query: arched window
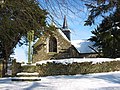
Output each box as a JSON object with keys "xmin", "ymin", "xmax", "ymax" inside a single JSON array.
[{"xmin": 49, "ymin": 37, "xmax": 57, "ymax": 52}]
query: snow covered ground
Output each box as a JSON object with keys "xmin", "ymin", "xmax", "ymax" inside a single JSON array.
[{"xmin": 0, "ymin": 71, "xmax": 120, "ymax": 90}]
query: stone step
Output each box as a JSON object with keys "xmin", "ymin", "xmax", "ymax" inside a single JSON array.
[
  {"xmin": 11, "ymin": 72, "xmax": 41, "ymax": 81},
  {"xmin": 16, "ymin": 72, "xmax": 39, "ymax": 77},
  {"xmin": 11, "ymin": 77, "xmax": 41, "ymax": 81}
]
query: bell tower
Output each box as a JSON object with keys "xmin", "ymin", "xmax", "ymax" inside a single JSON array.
[{"xmin": 62, "ymin": 16, "xmax": 71, "ymax": 40}]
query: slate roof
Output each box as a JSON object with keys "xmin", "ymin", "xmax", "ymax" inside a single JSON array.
[{"xmin": 71, "ymin": 40, "xmax": 96, "ymax": 53}]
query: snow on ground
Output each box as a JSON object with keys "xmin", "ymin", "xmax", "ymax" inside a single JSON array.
[
  {"xmin": 33, "ymin": 58, "xmax": 120, "ymax": 65},
  {"xmin": 0, "ymin": 71, "xmax": 120, "ymax": 90}
]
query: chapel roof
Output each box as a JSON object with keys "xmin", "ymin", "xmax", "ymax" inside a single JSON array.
[{"xmin": 71, "ymin": 40, "xmax": 97, "ymax": 53}]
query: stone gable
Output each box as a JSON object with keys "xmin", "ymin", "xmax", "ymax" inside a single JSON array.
[{"xmin": 33, "ymin": 28, "xmax": 80, "ymax": 63}]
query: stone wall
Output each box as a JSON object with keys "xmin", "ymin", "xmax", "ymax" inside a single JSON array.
[
  {"xmin": 0, "ymin": 59, "xmax": 6, "ymax": 78},
  {"xmin": 12, "ymin": 59, "xmax": 21, "ymax": 76},
  {"xmin": 20, "ymin": 60, "xmax": 120, "ymax": 76},
  {"xmin": 0, "ymin": 60, "xmax": 3, "ymax": 77},
  {"xmin": 79, "ymin": 53, "xmax": 99, "ymax": 58},
  {"xmin": 70, "ymin": 45, "xmax": 80, "ymax": 58}
]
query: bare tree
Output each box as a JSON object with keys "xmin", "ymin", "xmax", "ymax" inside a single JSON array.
[{"xmin": 38, "ymin": 0, "xmax": 89, "ymax": 25}]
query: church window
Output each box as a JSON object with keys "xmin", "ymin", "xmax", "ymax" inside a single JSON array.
[{"xmin": 49, "ymin": 37, "xmax": 57, "ymax": 52}]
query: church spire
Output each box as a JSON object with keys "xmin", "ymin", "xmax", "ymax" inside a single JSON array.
[
  {"xmin": 63, "ymin": 15, "xmax": 68, "ymax": 29},
  {"xmin": 62, "ymin": 15, "xmax": 71, "ymax": 40}
]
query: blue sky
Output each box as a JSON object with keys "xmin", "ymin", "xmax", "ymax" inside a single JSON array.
[{"xmin": 13, "ymin": 0, "xmax": 100, "ymax": 62}]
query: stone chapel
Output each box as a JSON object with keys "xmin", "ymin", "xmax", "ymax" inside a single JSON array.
[{"xmin": 33, "ymin": 16, "xmax": 80, "ymax": 63}]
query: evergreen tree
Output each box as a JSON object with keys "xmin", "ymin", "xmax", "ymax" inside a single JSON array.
[
  {"xmin": 84, "ymin": 0, "xmax": 120, "ymax": 26},
  {"xmin": 0, "ymin": 0, "xmax": 47, "ymax": 68},
  {"xmin": 89, "ymin": 9, "xmax": 120, "ymax": 58}
]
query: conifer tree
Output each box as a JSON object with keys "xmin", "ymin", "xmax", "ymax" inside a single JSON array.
[
  {"xmin": 89, "ymin": 9, "xmax": 120, "ymax": 58},
  {"xmin": 0, "ymin": 0, "xmax": 47, "ymax": 69},
  {"xmin": 84, "ymin": 0, "xmax": 120, "ymax": 26}
]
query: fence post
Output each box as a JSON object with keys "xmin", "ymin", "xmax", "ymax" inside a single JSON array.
[{"xmin": 12, "ymin": 59, "xmax": 17, "ymax": 76}]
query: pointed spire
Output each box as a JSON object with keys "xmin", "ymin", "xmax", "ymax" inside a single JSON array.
[
  {"xmin": 63, "ymin": 15, "xmax": 68, "ymax": 29},
  {"xmin": 62, "ymin": 15, "xmax": 71, "ymax": 40}
]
